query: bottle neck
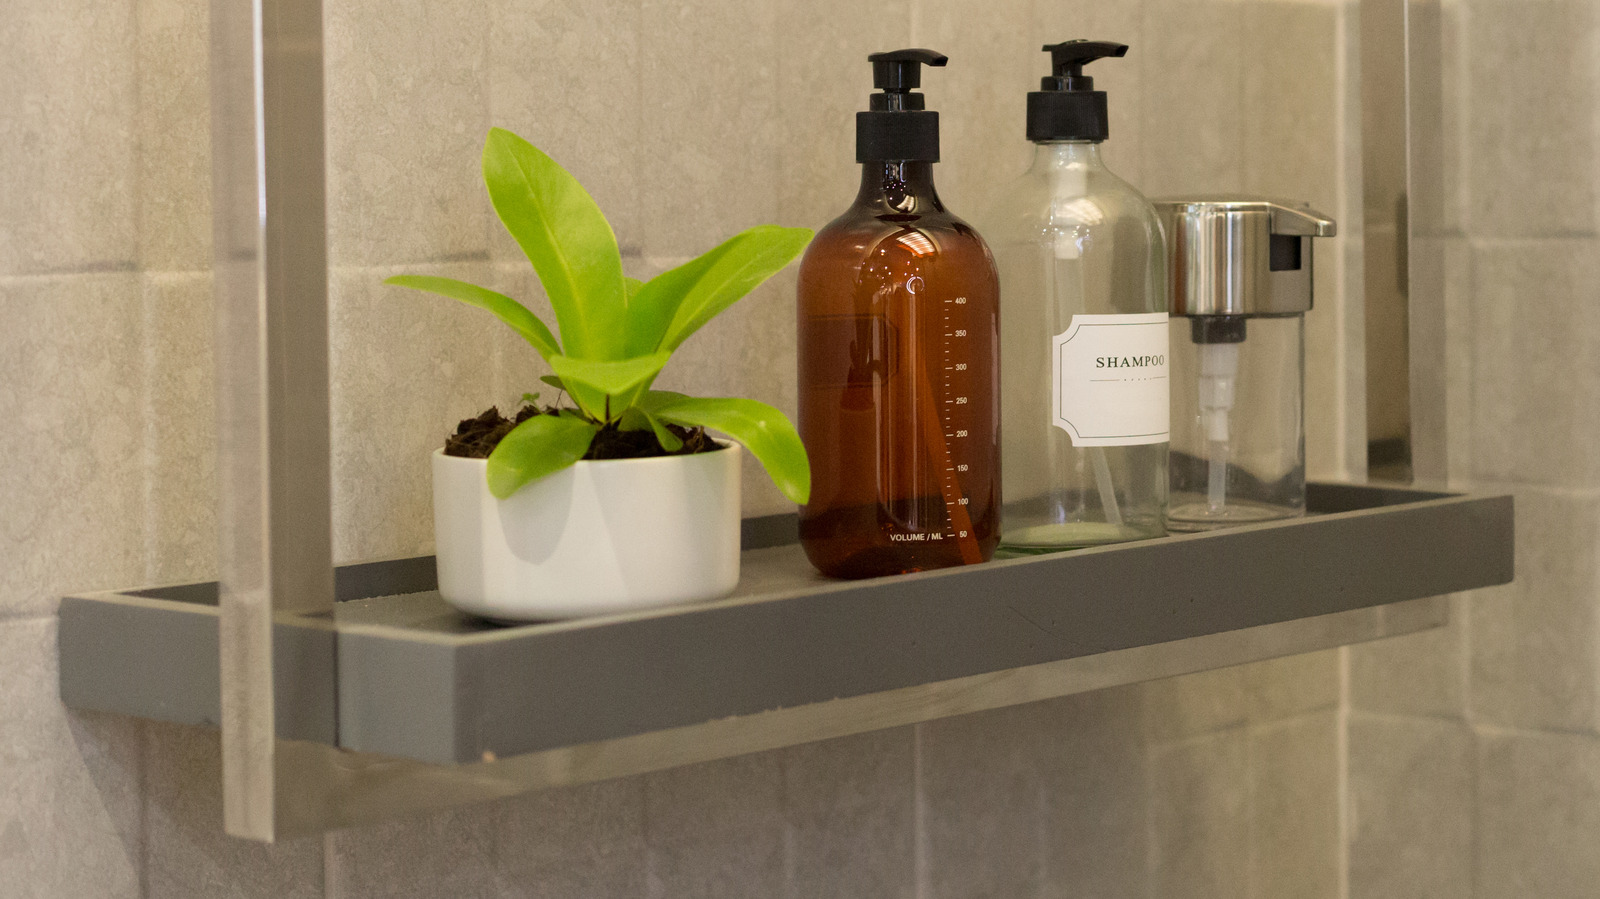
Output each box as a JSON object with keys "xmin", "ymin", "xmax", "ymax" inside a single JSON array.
[
  {"xmin": 1028, "ymin": 140, "xmax": 1105, "ymax": 173},
  {"xmin": 855, "ymin": 161, "xmax": 944, "ymax": 216}
]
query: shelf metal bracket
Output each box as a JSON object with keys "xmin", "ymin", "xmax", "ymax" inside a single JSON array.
[{"xmin": 209, "ymin": 0, "xmax": 337, "ymax": 841}]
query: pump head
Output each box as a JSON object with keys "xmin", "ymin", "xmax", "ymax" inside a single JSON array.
[
  {"xmin": 1027, "ymin": 40, "xmax": 1128, "ymax": 143},
  {"xmin": 869, "ymin": 49, "xmax": 948, "ymax": 109},
  {"xmin": 858, "ymin": 48, "xmax": 949, "ymax": 163},
  {"xmin": 1041, "ymin": 41, "xmax": 1127, "ymax": 92}
]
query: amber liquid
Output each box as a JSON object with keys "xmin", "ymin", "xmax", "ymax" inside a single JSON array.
[{"xmin": 797, "ymin": 161, "xmax": 1001, "ymax": 578}]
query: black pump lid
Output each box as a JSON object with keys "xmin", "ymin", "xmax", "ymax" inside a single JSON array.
[
  {"xmin": 1026, "ymin": 40, "xmax": 1127, "ymax": 143},
  {"xmin": 857, "ymin": 49, "xmax": 947, "ymax": 162}
]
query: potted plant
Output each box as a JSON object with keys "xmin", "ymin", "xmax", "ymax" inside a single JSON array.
[{"xmin": 388, "ymin": 127, "xmax": 811, "ymax": 622}]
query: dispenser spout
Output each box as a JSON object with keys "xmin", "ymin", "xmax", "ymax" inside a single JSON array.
[
  {"xmin": 868, "ymin": 49, "xmax": 948, "ymax": 110},
  {"xmin": 857, "ymin": 49, "xmax": 949, "ymax": 162},
  {"xmin": 1042, "ymin": 40, "xmax": 1128, "ymax": 91}
]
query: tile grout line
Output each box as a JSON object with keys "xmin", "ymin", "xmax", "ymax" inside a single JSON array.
[
  {"xmin": 140, "ymin": 271, "xmax": 160, "ymax": 588},
  {"xmin": 912, "ymin": 722, "xmax": 930, "ymax": 899},
  {"xmin": 1336, "ymin": 644, "xmax": 1351, "ymax": 899},
  {"xmin": 138, "ymin": 720, "xmax": 151, "ymax": 899},
  {"xmin": 1141, "ymin": 684, "xmax": 1158, "ymax": 899}
]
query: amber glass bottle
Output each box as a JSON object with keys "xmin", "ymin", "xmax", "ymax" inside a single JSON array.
[{"xmin": 797, "ymin": 50, "xmax": 1000, "ymax": 579}]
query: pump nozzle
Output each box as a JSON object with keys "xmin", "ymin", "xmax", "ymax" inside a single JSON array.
[
  {"xmin": 858, "ymin": 49, "xmax": 948, "ymax": 162},
  {"xmin": 1027, "ymin": 40, "xmax": 1128, "ymax": 143},
  {"xmin": 1042, "ymin": 41, "xmax": 1127, "ymax": 91},
  {"xmin": 868, "ymin": 49, "xmax": 948, "ymax": 111}
]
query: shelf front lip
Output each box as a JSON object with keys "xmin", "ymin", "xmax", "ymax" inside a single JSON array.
[{"xmin": 59, "ymin": 483, "xmax": 1513, "ymax": 765}]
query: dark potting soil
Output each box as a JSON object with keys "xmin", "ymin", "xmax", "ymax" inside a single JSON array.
[{"xmin": 443, "ymin": 404, "xmax": 719, "ymax": 461}]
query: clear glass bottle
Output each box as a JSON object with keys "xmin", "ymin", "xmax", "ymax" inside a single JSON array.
[{"xmin": 987, "ymin": 41, "xmax": 1168, "ymax": 552}]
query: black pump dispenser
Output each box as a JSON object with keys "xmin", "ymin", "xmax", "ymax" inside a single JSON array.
[
  {"xmin": 857, "ymin": 49, "xmax": 947, "ymax": 162},
  {"xmin": 1026, "ymin": 40, "xmax": 1127, "ymax": 143}
]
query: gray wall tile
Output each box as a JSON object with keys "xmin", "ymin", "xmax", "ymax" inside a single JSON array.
[
  {"xmin": 1347, "ymin": 714, "xmax": 1472, "ymax": 899},
  {"xmin": 638, "ymin": 0, "xmax": 781, "ymax": 259},
  {"xmin": 0, "ymin": 619, "xmax": 142, "ymax": 899},
  {"xmin": 1028, "ymin": 0, "xmax": 1147, "ymax": 186},
  {"xmin": 0, "ymin": 0, "xmax": 139, "ymax": 275},
  {"xmin": 488, "ymin": 264, "xmax": 554, "ymax": 406},
  {"xmin": 781, "ymin": 729, "xmax": 915, "ymax": 899},
  {"xmin": 913, "ymin": 0, "xmax": 1037, "ymax": 218},
  {"xmin": 1471, "ymin": 487, "xmax": 1600, "ymax": 733},
  {"xmin": 643, "ymin": 751, "xmax": 784, "ymax": 849},
  {"xmin": 1249, "ymin": 712, "xmax": 1340, "ymax": 899},
  {"xmin": 1036, "ymin": 688, "xmax": 1148, "ymax": 899},
  {"xmin": 774, "ymin": 0, "xmax": 911, "ymax": 231},
  {"xmin": 1143, "ymin": 665, "xmax": 1246, "ymax": 743},
  {"xmin": 1477, "ymin": 729, "xmax": 1600, "ymax": 899},
  {"xmin": 922, "ymin": 688, "xmax": 1148, "ymax": 899},
  {"xmin": 647, "ymin": 835, "xmax": 786, "ymax": 899},
  {"xmin": 142, "ymin": 271, "xmax": 218, "ymax": 583},
  {"xmin": 487, "ymin": 0, "xmax": 643, "ymax": 263},
  {"xmin": 1242, "ymin": 0, "xmax": 1341, "ymax": 207},
  {"xmin": 327, "ymin": 804, "xmax": 499, "ymax": 899},
  {"xmin": 136, "ymin": 0, "xmax": 212, "ymax": 272},
  {"xmin": 1350, "ymin": 594, "xmax": 1467, "ymax": 719},
  {"xmin": 1139, "ymin": 0, "xmax": 1246, "ymax": 198},
  {"xmin": 1469, "ymin": 239, "xmax": 1600, "ymax": 488},
  {"xmin": 493, "ymin": 850, "xmax": 648, "ymax": 898},
  {"xmin": 1244, "ymin": 650, "xmax": 1340, "ymax": 723},
  {"xmin": 642, "ymin": 752, "xmax": 786, "ymax": 899},
  {"xmin": 0, "ymin": 274, "xmax": 148, "ymax": 616},
  {"xmin": 1149, "ymin": 728, "xmax": 1248, "ymax": 899},
  {"xmin": 142, "ymin": 722, "xmax": 323, "ymax": 897},
  {"xmin": 328, "ymin": 263, "xmax": 512, "ymax": 562},
  {"xmin": 324, "ymin": 0, "xmax": 492, "ymax": 267},
  {"xmin": 1464, "ymin": 0, "xmax": 1597, "ymax": 238},
  {"xmin": 493, "ymin": 776, "xmax": 646, "ymax": 875}
]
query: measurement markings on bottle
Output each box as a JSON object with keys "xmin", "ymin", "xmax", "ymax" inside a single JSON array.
[{"xmin": 937, "ymin": 294, "xmax": 979, "ymax": 543}]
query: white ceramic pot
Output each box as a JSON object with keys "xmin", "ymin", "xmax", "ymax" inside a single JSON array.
[{"xmin": 431, "ymin": 442, "xmax": 742, "ymax": 621}]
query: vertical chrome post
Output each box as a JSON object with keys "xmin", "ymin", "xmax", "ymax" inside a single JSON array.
[
  {"xmin": 1402, "ymin": 0, "xmax": 1447, "ymax": 482},
  {"xmin": 1361, "ymin": 0, "xmax": 1446, "ymax": 482},
  {"xmin": 1361, "ymin": 0, "xmax": 1414, "ymax": 481},
  {"xmin": 211, "ymin": 0, "xmax": 335, "ymax": 840}
]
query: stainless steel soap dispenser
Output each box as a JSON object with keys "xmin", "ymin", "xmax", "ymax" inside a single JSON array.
[{"xmin": 1155, "ymin": 197, "xmax": 1336, "ymax": 531}]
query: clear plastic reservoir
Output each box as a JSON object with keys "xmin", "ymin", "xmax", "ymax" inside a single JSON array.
[{"xmin": 1167, "ymin": 314, "xmax": 1304, "ymax": 530}]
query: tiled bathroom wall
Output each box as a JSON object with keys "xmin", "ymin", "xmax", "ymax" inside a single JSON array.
[
  {"xmin": 1344, "ymin": 2, "xmax": 1600, "ymax": 897},
  {"xmin": 16, "ymin": 0, "xmax": 1592, "ymax": 895}
]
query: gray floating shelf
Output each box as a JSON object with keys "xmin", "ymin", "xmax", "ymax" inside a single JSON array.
[{"xmin": 60, "ymin": 483, "xmax": 1512, "ymax": 766}]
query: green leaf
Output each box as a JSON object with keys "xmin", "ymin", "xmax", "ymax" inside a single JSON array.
[
  {"xmin": 539, "ymin": 374, "xmax": 567, "ymax": 392},
  {"xmin": 624, "ymin": 276, "xmax": 644, "ymax": 302},
  {"xmin": 520, "ymin": 392, "xmax": 541, "ymax": 405},
  {"xmin": 482, "ymin": 127, "xmax": 627, "ymax": 360},
  {"xmin": 641, "ymin": 393, "xmax": 810, "ymax": 504},
  {"xmin": 550, "ymin": 352, "xmax": 671, "ymax": 397},
  {"xmin": 626, "ymin": 225, "xmax": 812, "ymax": 356},
  {"xmin": 647, "ymin": 413, "xmax": 685, "ymax": 452},
  {"xmin": 384, "ymin": 275, "xmax": 561, "ymax": 360},
  {"xmin": 616, "ymin": 407, "xmax": 684, "ymax": 451},
  {"xmin": 549, "ymin": 352, "xmax": 672, "ymax": 421},
  {"xmin": 485, "ymin": 414, "xmax": 600, "ymax": 500}
]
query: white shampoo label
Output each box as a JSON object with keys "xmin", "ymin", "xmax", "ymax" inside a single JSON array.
[{"xmin": 1052, "ymin": 312, "xmax": 1171, "ymax": 447}]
